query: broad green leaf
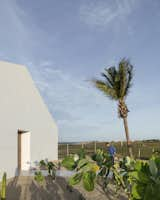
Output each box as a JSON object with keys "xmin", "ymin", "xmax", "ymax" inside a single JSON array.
[
  {"xmin": 77, "ymin": 159, "xmax": 88, "ymax": 170},
  {"xmin": 129, "ymin": 171, "xmax": 149, "ymax": 184},
  {"xmin": 131, "ymin": 184, "xmax": 144, "ymax": 199},
  {"xmin": 80, "ymin": 163, "xmax": 93, "ymax": 172},
  {"xmin": 61, "ymin": 156, "xmax": 76, "ymax": 170},
  {"xmin": 69, "ymin": 172, "xmax": 83, "ymax": 185},
  {"xmin": 134, "ymin": 161, "xmax": 142, "ymax": 171},
  {"xmin": 149, "ymin": 160, "xmax": 158, "ymax": 177},
  {"xmin": 82, "ymin": 171, "xmax": 96, "ymax": 191},
  {"xmin": 144, "ymin": 183, "xmax": 160, "ymax": 200},
  {"xmin": 154, "ymin": 157, "xmax": 160, "ymax": 169},
  {"xmin": 144, "ymin": 184, "xmax": 154, "ymax": 200}
]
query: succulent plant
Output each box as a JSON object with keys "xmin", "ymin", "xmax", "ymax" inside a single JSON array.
[{"xmin": 1, "ymin": 172, "xmax": 6, "ymax": 200}]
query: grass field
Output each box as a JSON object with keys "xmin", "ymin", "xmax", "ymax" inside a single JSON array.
[{"xmin": 58, "ymin": 140, "xmax": 160, "ymax": 159}]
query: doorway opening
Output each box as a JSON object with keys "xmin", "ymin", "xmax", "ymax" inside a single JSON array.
[{"xmin": 18, "ymin": 130, "xmax": 31, "ymax": 174}]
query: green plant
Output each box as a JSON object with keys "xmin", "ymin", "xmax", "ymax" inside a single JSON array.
[
  {"xmin": 92, "ymin": 149, "xmax": 113, "ymax": 178},
  {"xmin": 68, "ymin": 158, "xmax": 99, "ymax": 191},
  {"xmin": 129, "ymin": 157, "xmax": 160, "ymax": 199},
  {"xmin": 39, "ymin": 160, "xmax": 57, "ymax": 179},
  {"xmin": 34, "ymin": 171, "xmax": 44, "ymax": 184},
  {"xmin": 47, "ymin": 162, "xmax": 56, "ymax": 179},
  {"xmin": 67, "ymin": 150, "xmax": 114, "ymax": 192},
  {"xmin": 111, "ymin": 155, "xmax": 160, "ymax": 200},
  {"xmin": 65, "ymin": 152, "xmax": 160, "ymax": 199},
  {"xmin": 61, "ymin": 156, "xmax": 76, "ymax": 170},
  {"xmin": 93, "ymin": 58, "xmax": 134, "ymax": 156},
  {"xmin": 77, "ymin": 148, "xmax": 86, "ymax": 160},
  {"xmin": 93, "ymin": 149, "xmax": 112, "ymax": 166},
  {"xmin": 39, "ymin": 160, "xmax": 47, "ymax": 169},
  {"xmin": 92, "ymin": 149, "xmax": 104, "ymax": 166},
  {"xmin": 1, "ymin": 173, "xmax": 6, "ymax": 200},
  {"xmin": 83, "ymin": 171, "xmax": 96, "ymax": 191}
]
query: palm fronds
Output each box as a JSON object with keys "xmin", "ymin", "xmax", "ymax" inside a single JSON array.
[
  {"xmin": 92, "ymin": 79, "xmax": 118, "ymax": 100},
  {"xmin": 93, "ymin": 58, "xmax": 133, "ymax": 100}
]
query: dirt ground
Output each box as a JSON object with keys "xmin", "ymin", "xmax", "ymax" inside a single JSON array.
[
  {"xmin": 73, "ymin": 181, "xmax": 127, "ymax": 200},
  {"xmin": 5, "ymin": 176, "xmax": 127, "ymax": 200}
]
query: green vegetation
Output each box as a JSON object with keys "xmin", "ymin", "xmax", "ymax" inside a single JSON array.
[
  {"xmin": 93, "ymin": 58, "xmax": 133, "ymax": 156},
  {"xmin": 34, "ymin": 160, "xmax": 57, "ymax": 184},
  {"xmin": 77, "ymin": 148, "xmax": 86, "ymax": 160},
  {"xmin": 47, "ymin": 162, "xmax": 56, "ymax": 178},
  {"xmin": 59, "ymin": 140, "xmax": 160, "ymax": 159},
  {"xmin": 39, "ymin": 160, "xmax": 56, "ymax": 179},
  {"xmin": 61, "ymin": 156, "xmax": 77, "ymax": 170},
  {"xmin": 63, "ymin": 149, "xmax": 160, "ymax": 199},
  {"xmin": 34, "ymin": 171, "xmax": 44, "ymax": 184},
  {"xmin": 69, "ymin": 169, "xmax": 96, "ymax": 191},
  {"xmin": 39, "ymin": 160, "xmax": 46, "ymax": 168},
  {"xmin": 68, "ymin": 157, "xmax": 99, "ymax": 191},
  {"xmin": 0, "ymin": 172, "xmax": 6, "ymax": 200},
  {"xmin": 112, "ymin": 153, "xmax": 160, "ymax": 199},
  {"xmin": 61, "ymin": 152, "xmax": 99, "ymax": 191}
]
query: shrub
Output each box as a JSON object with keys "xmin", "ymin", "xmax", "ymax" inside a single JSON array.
[
  {"xmin": 34, "ymin": 171, "xmax": 44, "ymax": 184},
  {"xmin": 63, "ymin": 151, "xmax": 160, "ymax": 199},
  {"xmin": 129, "ymin": 157, "xmax": 160, "ymax": 199},
  {"xmin": 39, "ymin": 160, "xmax": 47, "ymax": 169},
  {"xmin": 77, "ymin": 148, "xmax": 86, "ymax": 160},
  {"xmin": 47, "ymin": 162, "xmax": 56, "ymax": 179},
  {"xmin": 61, "ymin": 156, "xmax": 76, "ymax": 170},
  {"xmin": 68, "ymin": 158, "xmax": 98, "ymax": 191}
]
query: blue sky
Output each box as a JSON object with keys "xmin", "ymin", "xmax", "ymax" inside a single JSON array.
[{"xmin": 0, "ymin": 0, "xmax": 160, "ymax": 142}]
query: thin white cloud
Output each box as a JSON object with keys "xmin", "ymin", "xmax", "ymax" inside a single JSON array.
[
  {"xmin": 27, "ymin": 61, "xmax": 115, "ymax": 135},
  {"xmin": 80, "ymin": 0, "xmax": 139, "ymax": 27},
  {"xmin": 0, "ymin": 1, "xmax": 57, "ymax": 63},
  {"xmin": 0, "ymin": 0, "xmax": 33, "ymax": 60}
]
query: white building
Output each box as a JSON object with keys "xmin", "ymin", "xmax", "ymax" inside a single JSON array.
[{"xmin": 0, "ymin": 61, "xmax": 58, "ymax": 178}]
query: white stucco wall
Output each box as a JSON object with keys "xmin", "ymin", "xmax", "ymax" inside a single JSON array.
[{"xmin": 0, "ymin": 61, "xmax": 58, "ymax": 178}]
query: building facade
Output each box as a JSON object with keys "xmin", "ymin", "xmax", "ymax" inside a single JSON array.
[{"xmin": 0, "ymin": 61, "xmax": 58, "ymax": 178}]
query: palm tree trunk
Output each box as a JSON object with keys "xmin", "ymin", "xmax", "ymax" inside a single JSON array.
[{"xmin": 123, "ymin": 117, "xmax": 133, "ymax": 157}]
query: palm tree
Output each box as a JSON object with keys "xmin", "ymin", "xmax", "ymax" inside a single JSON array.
[{"xmin": 93, "ymin": 58, "xmax": 133, "ymax": 157}]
